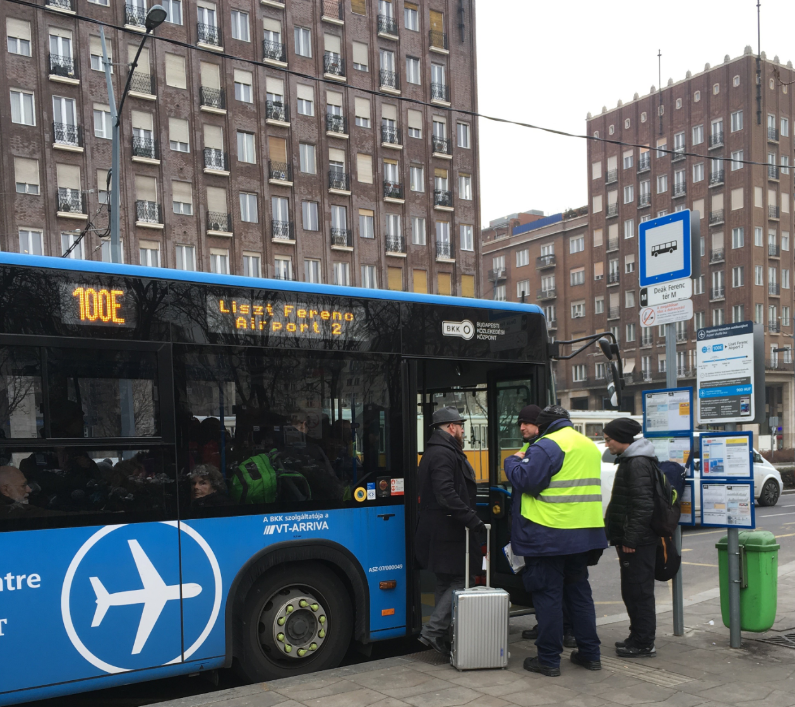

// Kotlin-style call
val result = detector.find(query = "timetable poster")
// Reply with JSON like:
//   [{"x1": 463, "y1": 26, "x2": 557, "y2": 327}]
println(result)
[
  {"x1": 644, "y1": 389, "x2": 692, "y2": 436},
  {"x1": 701, "y1": 483, "x2": 754, "y2": 528},
  {"x1": 651, "y1": 437, "x2": 692, "y2": 466},
  {"x1": 701, "y1": 434, "x2": 752, "y2": 479}
]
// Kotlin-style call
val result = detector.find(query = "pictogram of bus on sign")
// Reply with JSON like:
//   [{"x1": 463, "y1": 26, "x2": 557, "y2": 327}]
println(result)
[{"x1": 651, "y1": 241, "x2": 678, "y2": 257}]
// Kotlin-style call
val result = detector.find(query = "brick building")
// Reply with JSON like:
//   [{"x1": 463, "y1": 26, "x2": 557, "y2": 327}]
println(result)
[{"x1": 2, "y1": 0, "x2": 481, "y2": 295}]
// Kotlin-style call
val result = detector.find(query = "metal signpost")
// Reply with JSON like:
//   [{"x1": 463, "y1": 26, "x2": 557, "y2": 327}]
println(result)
[{"x1": 639, "y1": 211, "x2": 697, "y2": 638}]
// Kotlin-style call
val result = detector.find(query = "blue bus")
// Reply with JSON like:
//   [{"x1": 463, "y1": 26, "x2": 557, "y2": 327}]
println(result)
[{"x1": 0, "y1": 253, "x2": 576, "y2": 705}]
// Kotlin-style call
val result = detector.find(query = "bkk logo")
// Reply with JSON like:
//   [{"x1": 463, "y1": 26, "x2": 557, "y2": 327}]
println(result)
[
  {"x1": 61, "y1": 522, "x2": 222, "y2": 674},
  {"x1": 441, "y1": 320, "x2": 475, "y2": 340}
]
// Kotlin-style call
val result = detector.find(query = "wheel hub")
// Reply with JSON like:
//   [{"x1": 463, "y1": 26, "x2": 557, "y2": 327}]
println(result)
[{"x1": 266, "y1": 588, "x2": 328, "y2": 659}]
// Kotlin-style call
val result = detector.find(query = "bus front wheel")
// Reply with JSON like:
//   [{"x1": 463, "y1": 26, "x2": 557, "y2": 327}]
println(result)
[{"x1": 236, "y1": 563, "x2": 353, "y2": 682}]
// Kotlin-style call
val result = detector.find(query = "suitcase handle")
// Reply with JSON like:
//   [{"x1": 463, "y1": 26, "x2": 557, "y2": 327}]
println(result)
[{"x1": 465, "y1": 523, "x2": 491, "y2": 589}]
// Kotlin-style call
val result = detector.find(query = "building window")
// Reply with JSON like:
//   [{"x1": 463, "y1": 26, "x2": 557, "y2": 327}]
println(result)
[
  {"x1": 608, "y1": 125, "x2": 614, "y2": 135},
  {"x1": 675, "y1": 98, "x2": 682, "y2": 109},
  {"x1": 784, "y1": 306, "x2": 791, "y2": 325},
  {"x1": 294, "y1": 26, "x2": 311, "y2": 57},
  {"x1": 713, "y1": 83, "x2": 720, "y2": 95},
  {"x1": 732, "y1": 266, "x2": 744, "y2": 287},
  {"x1": 7, "y1": 24, "x2": 32, "y2": 56},
  {"x1": 241, "y1": 253, "x2": 260, "y2": 278},
  {"x1": 458, "y1": 173, "x2": 472, "y2": 200},
  {"x1": 333, "y1": 262, "x2": 350, "y2": 286},
  {"x1": 625, "y1": 254, "x2": 635, "y2": 273},
  {"x1": 411, "y1": 216, "x2": 426, "y2": 245},
  {"x1": 623, "y1": 151, "x2": 633, "y2": 169},
  {"x1": 731, "y1": 110, "x2": 743, "y2": 132},
  {"x1": 404, "y1": 2, "x2": 418, "y2": 30},
  {"x1": 784, "y1": 269, "x2": 791, "y2": 289},
  {"x1": 571, "y1": 302, "x2": 585, "y2": 318},
  {"x1": 175, "y1": 244, "x2": 195, "y2": 271},
  {"x1": 712, "y1": 308, "x2": 724, "y2": 326},
  {"x1": 732, "y1": 228, "x2": 744, "y2": 249},
  {"x1": 732, "y1": 304, "x2": 744, "y2": 323},
  {"x1": 733, "y1": 75, "x2": 740, "y2": 87},
  {"x1": 570, "y1": 235, "x2": 584, "y2": 253},
  {"x1": 516, "y1": 280, "x2": 530, "y2": 299},
  {"x1": 410, "y1": 165, "x2": 424, "y2": 192},
  {"x1": 572, "y1": 365, "x2": 587, "y2": 382},
  {"x1": 231, "y1": 10, "x2": 249, "y2": 41},
  {"x1": 301, "y1": 201, "x2": 319, "y2": 231},
  {"x1": 626, "y1": 323, "x2": 636, "y2": 343},
  {"x1": 782, "y1": 155, "x2": 790, "y2": 175},
  {"x1": 239, "y1": 192, "x2": 258, "y2": 223},
  {"x1": 694, "y1": 90, "x2": 701, "y2": 102},
  {"x1": 595, "y1": 297, "x2": 604, "y2": 314},
  {"x1": 755, "y1": 227, "x2": 763, "y2": 246},
  {"x1": 299, "y1": 143, "x2": 316, "y2": 173},
  {"x1": 755, "y1": 265, "x2": 764, "y2": 285},
  {"x1": 460, "y1": 225, "x2": 473, "y2": 252},
  {"x1": 140, "y1": 243, "x2": 161, "y2": 268},
  {"x1": 516, "y1": 249, "x2": 529, "y2": 267},
  {"x1": 361, "y1": 265, "x2": 377, "y2": 289},
  {"x1": 692, "y1": 124, "x2": 703, "y2": 144},
  {"x1": 304, "y1": 259, "x2": 322, "y2": 283},
  {"x1": 18, "y1": 229, "x2": 43, "y2": 255},
  {"x1": 457, "y1": 122, "x2": 471, "y2": 149},
  {"x1": 210, "y1": 249, "x2": 229, "y2": 274},
  {"x1": 783, "y1": 232, "x2": 790, "y2": 251},
  {"x1": 173, "y1": 196, "x2": 193, "y2": 215},
  {"x1": 406, "y1": 56, "x2": 420, "y2": 84},
  {"x1": 162, "y1": 0, "x2": 181, "y2": 23},
  {"x1": 94, "y1": 107, "x2": 112, "y2": 139},
  {"x1": 273, "y1": 257, "x2": 292, "y2": 280},
  {"x1": 625, "y1": 290, "x2": 635, "y2": 307},
  {"x1": 782, "y1": 117, "x2": 790, "y2": 138},
  {"x1": 730, "y1": 150, "x2": 743, "y2": 170},
  {"x1": 694, "y1": 311, "x2": 705, "y2": 330},
  {"x1": 359, "y1": 211, "x2": 374, "y2": 239},
  {"x1": 234, "y1": 73, "x2": 252, "y2": 102},
  {"x1": 237, "y1": 131, "x2": 255, "y2": 163},
  {"x1": 656, "y1": 174, "x2": 668, "y2": 193},
  {"x1": 10, "y1": 89, "x2": 35, "y2": 125},
  {"x1": 297, "y1": 94, "x2": 314, "y2": 116},
  {"x1": 492, "y1": 285, "x2": 506, "y2": 301},
  {"x1": 570, "y1": 268, "x2": 585, "y2": 286},
  {"x1": 624, "y1": 219, "x2": 634, "y2": 239}
]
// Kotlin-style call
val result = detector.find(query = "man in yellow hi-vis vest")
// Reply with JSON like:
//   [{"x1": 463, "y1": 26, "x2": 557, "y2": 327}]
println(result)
[{"x1": 505, "y1": 405, "x2": 607, "y2": 678}]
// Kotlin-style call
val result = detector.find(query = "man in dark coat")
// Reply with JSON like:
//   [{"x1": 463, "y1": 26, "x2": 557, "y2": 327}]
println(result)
[
  {"x1": 415, "y1": 406, "x2": 485, "y2": 656},
  {"x1": 604, "y1": 417, "x2": 658, "y2": 658}
]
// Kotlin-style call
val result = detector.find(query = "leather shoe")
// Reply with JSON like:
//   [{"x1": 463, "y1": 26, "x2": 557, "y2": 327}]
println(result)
[
  {"x1": 563, "y1": 631, "x2": 577, "y2": 649},
  {"x1": 418, "y1": 634, "x2": 450, "y2": 657},
  {"x1": 570, "y1": 650, "x2": 601, "y2": 670},
  {"x1": 616, "y1": 643, "x2": 656, "y2": 658},
  {"x1": 523, "y1": 656, "x2": 560, "y2": 677},
  {"x1": 521, "y1": 625, "x2": 538, "y2": 640}
]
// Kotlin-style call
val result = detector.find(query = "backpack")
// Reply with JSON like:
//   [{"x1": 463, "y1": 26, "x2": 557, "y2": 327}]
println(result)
[
  {"x1": 654, "y1": 535, "x2": 681, "y2": 581},
  {"x1": 650, "y1": 460, "x2": 684, "y2": 537},
  {"x1": 230, "y1": 450, "x2": 312, "y2": 504}
]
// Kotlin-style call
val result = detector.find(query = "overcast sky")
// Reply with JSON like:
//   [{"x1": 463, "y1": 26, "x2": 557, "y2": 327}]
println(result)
[{"x1": 475, "y1": 0, "x2": 795, "y2": 227}]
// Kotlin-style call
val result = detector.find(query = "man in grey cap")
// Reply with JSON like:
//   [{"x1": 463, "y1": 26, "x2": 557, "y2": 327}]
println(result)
[{"x1": 415, "y1": 406, "x2": 486, "y2": 656}]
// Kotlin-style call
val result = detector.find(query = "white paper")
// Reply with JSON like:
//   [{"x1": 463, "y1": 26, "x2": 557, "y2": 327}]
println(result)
[
  {"x1": 644, "y1": 390, "x2": 691, "y2": 434},
  {"x1": 651, "y1": 437, "x2": 692, "y2": 465},
  {"x1": 702, "y1": 483, "x2": 753, "y2": 527},
  {"x1": 701, "y1": 435, "x2": 752, "y2": 478}
]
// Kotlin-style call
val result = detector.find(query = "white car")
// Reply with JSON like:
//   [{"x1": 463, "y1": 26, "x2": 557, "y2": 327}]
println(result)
[{"x1": 594, "y1": 434, "x2": 783, "y2": 515}]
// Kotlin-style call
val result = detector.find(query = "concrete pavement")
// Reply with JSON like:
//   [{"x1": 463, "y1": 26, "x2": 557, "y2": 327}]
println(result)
[{"x1": 152, "y1": 561, "x2": 795, "y2": 707}]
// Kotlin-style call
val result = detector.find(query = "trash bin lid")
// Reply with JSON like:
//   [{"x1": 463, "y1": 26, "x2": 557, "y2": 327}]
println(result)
[{"x1": 738, "y1": 530, "x2": 780, "y2": 552}]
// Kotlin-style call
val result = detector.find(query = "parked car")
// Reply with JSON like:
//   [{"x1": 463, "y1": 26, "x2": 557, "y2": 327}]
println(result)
[{"x1": 594, "y1": 432, "x2": 783, "y2": 515}]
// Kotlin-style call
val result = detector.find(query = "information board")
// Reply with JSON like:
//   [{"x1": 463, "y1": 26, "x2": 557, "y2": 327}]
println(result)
[
  {"x1": 699, "y1": 431, "x2": 753, "y2": 480},
  {"x1": 642, "y1": 388, "x2": 693, "y2": 437},
  {"x1": 700, "y1": 482, "x2": 755, "y2": 529},
  {"x1": 696, "y1": 321, "x2": 755, "y2": 424},
  {"x1": 651, "y1": 437, "x2": 692, "y2": 466},
  {"x1": 679, "y1": 480, "x2": 696, "y2": 526}
]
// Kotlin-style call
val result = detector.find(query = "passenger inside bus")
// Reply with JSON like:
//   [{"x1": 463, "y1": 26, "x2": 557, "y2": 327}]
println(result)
[{"x1": 189, "y1": 463, "x2": 233, "y2": 508}]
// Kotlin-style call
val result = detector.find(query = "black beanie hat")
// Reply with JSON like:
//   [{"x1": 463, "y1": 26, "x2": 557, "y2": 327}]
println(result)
[
  {"x1": 518, "y1": 404, "x2": 542, "y2": 425},
  {"x1": 535, "y1": 405, "x2": 570, "y2": 435},
  {"x1": 603, "y1": 417, "x2": 642, "y2": 444}
]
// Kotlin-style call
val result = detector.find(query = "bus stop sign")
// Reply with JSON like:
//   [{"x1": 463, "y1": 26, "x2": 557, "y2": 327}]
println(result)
[{"x1": 639, "y1": 210, "x2": 692, "y2": 287}]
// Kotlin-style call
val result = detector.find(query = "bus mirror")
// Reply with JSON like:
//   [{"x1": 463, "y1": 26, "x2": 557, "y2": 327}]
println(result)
[
  {"x1": 598, "y1": 338, "x2": 613, "y2": 360},
  {"x1": 607, "y1": 361, "x2": 622, "y2": 409}
]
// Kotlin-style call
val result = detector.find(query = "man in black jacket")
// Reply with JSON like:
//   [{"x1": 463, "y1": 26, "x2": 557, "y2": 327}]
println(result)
[
  {"x1": 415, "y1": 407, "x2": 486, "y2": 656},
  {"x1": 604, "y1": 418, "x2": 658, "y2": 658}
]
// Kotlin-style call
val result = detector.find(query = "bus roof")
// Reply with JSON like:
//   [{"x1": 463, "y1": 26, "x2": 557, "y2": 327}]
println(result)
[{"x1": 0, "y1": 253, "x2": 543, "y2": 315}]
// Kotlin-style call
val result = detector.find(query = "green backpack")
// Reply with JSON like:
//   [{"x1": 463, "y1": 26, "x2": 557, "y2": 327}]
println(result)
[{"x1": 230, "y1": 450, "x2": 312, "y2": 504}]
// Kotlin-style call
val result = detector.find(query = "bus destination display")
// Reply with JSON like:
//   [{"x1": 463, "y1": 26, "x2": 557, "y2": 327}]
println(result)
[
  {"x1": 206, "y1": 294, "x2": 367, "y2": 339},
  {"x1": 59, "y1": 282, "x2": 136, "y2": 327}
]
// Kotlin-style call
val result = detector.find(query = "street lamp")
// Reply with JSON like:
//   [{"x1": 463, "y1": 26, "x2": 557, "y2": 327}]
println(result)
[{"x1": 100, "y1": 6, "x2": 167, "y2": 264}]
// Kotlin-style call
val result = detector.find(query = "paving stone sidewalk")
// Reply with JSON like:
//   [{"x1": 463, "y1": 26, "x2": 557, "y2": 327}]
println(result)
[{"x1": 153, "y1": 566, "x2": 795, "y2": 707}]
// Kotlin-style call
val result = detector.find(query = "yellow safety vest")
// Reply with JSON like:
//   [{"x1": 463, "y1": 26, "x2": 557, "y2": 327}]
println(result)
[{"x1": 521, "y1": 426, "x2": 604, "y2": 530}]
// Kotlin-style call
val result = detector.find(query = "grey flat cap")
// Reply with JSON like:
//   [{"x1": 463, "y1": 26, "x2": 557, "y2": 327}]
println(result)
[{"x1": 432, "y1": 406, "x2": 466, "y2": 427}]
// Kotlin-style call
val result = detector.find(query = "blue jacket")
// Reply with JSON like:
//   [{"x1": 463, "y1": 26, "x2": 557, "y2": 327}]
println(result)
[{"x1": 505, "y1": 419, "x2": 608, "y2": 558}]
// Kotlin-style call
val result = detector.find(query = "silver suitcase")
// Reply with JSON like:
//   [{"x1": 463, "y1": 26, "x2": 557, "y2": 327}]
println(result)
[{"x1": 450, "y1": 524, "x2": 510, "y2": 670}]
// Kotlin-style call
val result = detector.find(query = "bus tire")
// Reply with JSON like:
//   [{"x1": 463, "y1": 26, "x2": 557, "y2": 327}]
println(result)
[{"x1": 235, "y1": 563, "x2": 353, "y2": 682}]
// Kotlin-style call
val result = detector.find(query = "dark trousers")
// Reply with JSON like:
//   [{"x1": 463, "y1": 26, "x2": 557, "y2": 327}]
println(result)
[
  {"x1": 422, "y1": 573, "x2": 466, "y2": 639},
  {"x1": 522, "y1": 552, "x2": 600, "y2": 668},
  {"x1": 617, "y1": 544, "x2": 657, "y2": 648}
]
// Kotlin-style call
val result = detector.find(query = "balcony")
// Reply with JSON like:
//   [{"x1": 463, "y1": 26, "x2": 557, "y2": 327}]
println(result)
[
  {"x1": 436, "y1": 241, "x2": 453, "y2": 260},
  {"x1": 767, "y1": 359, "x2": 793, "y2": 371},
  {"x1": 536, "y1": 254, "x2": 556, "y2": 269},
  {"x1": 204, "y1": 148, "x2": 228, "y2": 173},
  {"x1": 769, "y1": 244, "x2": 781, "y2": 258},
  {"x1": 326, "y1": 113, "x2": 348, "y2": 137},
  {"x1": 434, "y1": 189, "x2": 453, "y2": 210},
  {"x1": 379, "y1": 69, "x2": 400, "y2": 93},
  {"x1": 608, "y1": 271, "x2": 620, "y2": 285},
  {"x1": 710, "y1": 286, "x2": 725, "y2": 300},
  {"x1": 709, "y1": 209, "x2": 724, "y2": 226},
  {"x1": 569, "y1": 376, "x2": 590, "y2": 388},
  {"x1": 132, "y1": 136, "x2": 159, "y2": 161},
  {"x1": 331, "y1": 228, "x2": 353, "y2": 249},
  {"x1": 605, "y1": 169, "x2": 617, "y2": 184},
  {"x1": 769, "y1": 282, "x2": 781, "y2": 296},
  {"x1": 607, "y1": 236, "x2": 619, "y2": 252},
  {"x1": 57, "y1": 188, "x2": 86, "y2": 217},
  {"x1": 381, "y1": 125, "x2": 402, "y2": 148},
  {"x1": 537, "y1": 288, "x2": 556, "y2": 301},
  {"x1": 268, "y1": 160, "x2": 293, "y2": 185},
  {"x1": 606, "y1": 203, "x2": 618, "y2": 218},
  {"x1": 676, "y1": 330, "x2": 688, "y2": 342},
  {"x1": 53, "y1": 122, "x2": 82, "y2": 150},
  {"x1": 673, "y1": 183, "x2": 686, "y2": 197},
  {"x1": 384, "y1": 181, "x2": 404, "y2": 202},
  {"x1": 386, "y1": 234, "x2": 406, "y2": 255},
  {"x1": 262, "y1": 39, "x2": 286, "y2": 64},
  {"x1": 324, "y1": 52, "x2": 345, "y2": 79},
  {"x1": 377, "y1": 14, "x2": 398, "y2": 37},
  {"x1": 768, "y1": 126, "x2": 780, "y2": 142},
  {"x1": 767, "y1": 322, "x2": 781, "y2": 333},
  {"x1": 489, "y1": 268, "x2": 506, "y2": 283},
  {"x1": 547, "y1": 319, "x2": 558, "y2": 330},
  {"x1": 709, "y1": 248, "x2": 724, "y2": 263},
  {"x1": 432, "y1": 135, "x2": 452, "y2": 157},
  {"x1": 266, "y1": 100, "x2": 289, "y2": 125},
  {"x1": 328, "y1": 170, "x2": 350, "y2": 193},
  {"x1": 677, "y1": 368, "x2": 695, "y2": 378},
  {"x1": 672, "y1": 147, "x2": 686, "y2": 162},
  {"x1": 769, "y1": 165, "x2": 780, "y2": 180},
  {"x1": 49, "y1": 53, "x2": 77, "y2": 81},
  {"x1": 709, "y1": 170, "x2": 724, "y2": 186},
  {"x1": 47, "y1": 0, "x2": 74, "y2": 11},
  {"x1": 429, "y1": 29, "x2": 448, "y2": 52},
  {"x1": 641, "y1": 335, "x2": 653, "y2": 348},
  {"x1": 197, "y1": 22, "x2": 221, "y2": 47},
  {"x1": 638, "y1": 193, "x2": 651, "y2": 208},
  {"x1": 637, "y1": 154, "x2": 650, "y2": 173},
  {"x1": 129, "y1": 71, "x2": 155, "y2": 97},
  {"x1": 708, "y1": 131, "x2": 724, "y2": 148},
  {"x1": 200, "y1": 86, "x2": 226, "y2": 112},
  {"x1": 608, "y1": 306, "x2": 620, "y2": 320},
  {"x1": 124, "y1": 2, "x2": 146, "y2": 26},
  {"x1": 136, "y1": 200, "x2": 162, "y2": 226},
  {"x1": 207, "y1": 211, "x2": 232, "y2": 234},
  {"x1": 321, "y1": 0, "x2": 343, "y2": 22},
  {"x1": 431, "y1": 82, "x2": 450, "y2": 104},
  {"x1": 272, "y1": 220, "x2": 295, "y2": 241},
  {"x1": 769, "y1": 205, "x2": 781, "y2": 220}
]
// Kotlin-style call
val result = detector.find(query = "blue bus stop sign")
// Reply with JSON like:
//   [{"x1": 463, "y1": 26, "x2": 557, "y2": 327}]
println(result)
[{"x1": 639, "y1": 210, "x2": 692, "y2": 287}]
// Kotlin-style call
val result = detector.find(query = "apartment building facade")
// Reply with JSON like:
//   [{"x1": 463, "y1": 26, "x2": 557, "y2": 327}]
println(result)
[{"x1": 1, "y1": 0, "x2": 481, "y2": 295}]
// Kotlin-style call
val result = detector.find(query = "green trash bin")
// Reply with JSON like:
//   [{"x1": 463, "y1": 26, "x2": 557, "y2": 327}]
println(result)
[{"x1": 716, "y1": 530, "x2": 780, "y2": 632}]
